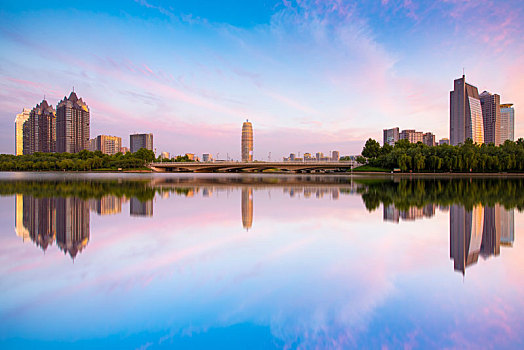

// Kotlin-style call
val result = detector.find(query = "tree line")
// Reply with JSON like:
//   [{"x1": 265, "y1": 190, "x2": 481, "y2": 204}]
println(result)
[
  {"x1": 0, "y1": 149, "x2": 194, "y2": 171},
  {"x1": 359, "y1": 138, "x2": 524, "y2": 172}
]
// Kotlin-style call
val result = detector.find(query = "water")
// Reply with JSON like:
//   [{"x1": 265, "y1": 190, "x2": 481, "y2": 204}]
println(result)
[{"x1": 0, "y1": 172, "x2": 523, "y2": 349}]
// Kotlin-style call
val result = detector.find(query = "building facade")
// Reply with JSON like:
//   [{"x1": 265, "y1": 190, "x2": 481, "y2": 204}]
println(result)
[
  {"x1": 500, "y1": 103, "x2": 515, "y2": 142},
  {"x1": 332, "y1": 150, "x2": 340, "y2": 161},
  {"x1": 94, "y1": 135, "x2": 122, "y2": 155},
  {"x1": 23, "y1": 100, "x2": 56, "y2": 155},
  {"x1": 439, "y1": 138, "x2": 450, "y2": 146},
  {"x1": 15, "y1": 108, "x2": 30, "y2": 156},
  {"x1": 423, "y1": 132, "x2": 436, "y2": 147},
  {"x1": 56, "y1": 92, "x2": 90, "y2": 153},
  {"x1": 241, "y1": 120, "x2": 253, "y2": 162},
  {"x1": 383, "y1": 127, "x2": 400, "y2": 146},
  {"x1": 479, "y1": 91, "x2": 501, "y2": 145},
  {"x1": 400, "y1": 129, "x2": 424, "y2": 144},
  {"x1": 450, "y1": 75, "x2": 484, "y2": 145},
  {"x1": 130, "y1": 133, "x2": 153, "y2": 153}
]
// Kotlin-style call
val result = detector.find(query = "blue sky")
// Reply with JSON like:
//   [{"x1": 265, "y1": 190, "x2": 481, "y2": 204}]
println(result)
[{"x1": 1, "y1": 0, "x2": 523, "y2": 159}]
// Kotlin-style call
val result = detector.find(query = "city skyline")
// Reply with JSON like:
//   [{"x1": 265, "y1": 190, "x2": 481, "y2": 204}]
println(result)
[{"x1": 1, "y1": 1, "x2": 523, "y2": 159}]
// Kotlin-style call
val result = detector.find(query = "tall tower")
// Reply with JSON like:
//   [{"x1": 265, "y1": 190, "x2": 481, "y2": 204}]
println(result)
[
  {"x1": 450, "y1": 75, "x2": 484, "y2": 145},
  {"x1": 130, "y1": 133, "x2": 153, "y2": 153},
  {"x1": 56, "y1": 91, "x2": 90, "y2": 153},
  {"x1": 23, "y1": 100, "x2": 56, "y2": 155},
  {"x1": 241, "y1": 120, "x2": 253, "y2": 162},
  {"x1": 500, "y1": 103, "x2": 515, "y2": 143},
  {"x1": 479, "y1": 91, "x2": 501, "y2": 145},
  {"x1": 14, "y1": 108, "x2": 30, "y2": 155}
]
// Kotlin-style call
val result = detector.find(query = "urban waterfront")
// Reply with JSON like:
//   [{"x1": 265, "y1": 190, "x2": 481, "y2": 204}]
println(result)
[{"x1": 0, "y1": 173, "x2": 523, "y2": 349}]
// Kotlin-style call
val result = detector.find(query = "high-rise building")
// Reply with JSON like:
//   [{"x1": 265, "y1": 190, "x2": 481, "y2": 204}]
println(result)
[
  {"x1": 500, "y1": 103, "x2": 515, "y2": 143},
  {"x1": 400, "y1": 129, "x2": 424, "y2": 144},
  {"x1": 130, "y1": 133, "x2": 153, "y2": 153},
  {"x1": 383, "y1": 127, "x2": 400, "y2": 146},
  {"x1": 241, "y1": 120, "x2": 253, "y2": 162},
  {"x1": 160, "y1": 152, "x2": 170, "y2": 160},
  {"x1": 56, "y1": 91, "x2": 90, "y2": 153},
  {"x1": 23, "y1": 100, "x2": 56, "y2": 155},
  {"x1": 479, "y1": 91, "x2": 501, "y2": 145},
  {"x1": 93, "y1": 135, "x2": 122, "y2": 155},
  {"x1": 332, "y1": 151, "x2": 340, "y2": 161},
  {"x1": 439, "y1": 138, "x2": 450, "y2": 146},
  {"x1": 14, "y1": 108, "x2": 30, "y2": 155},
  {"x1": 450, "y1": 75, "x2": 484, "y2": 145},
  {"x1": 422, "y1": 132, "x2": 436, "y2": 146},
  {"x1": 202, "y1": 153, "x2": 213, "y2": 162}
]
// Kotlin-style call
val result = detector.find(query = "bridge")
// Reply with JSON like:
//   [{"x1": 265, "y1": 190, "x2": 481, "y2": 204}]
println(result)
[{"x1": 148, "y1": 161, "x2": 357, "y2": 173}]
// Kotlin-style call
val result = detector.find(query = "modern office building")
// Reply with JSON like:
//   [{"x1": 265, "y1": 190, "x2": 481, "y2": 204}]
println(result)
[
  {"x1": 500, "y1": 103, "x2": 515, "y2": 142},
  {"x1": 315, "y1": 152, "x2": 324, "y2": 160},
  {"x1": 400, "y1": 129, "x2": 424, "y2": 144},
  {"x1": 383, "y1": 127, "x2": 400, "y2": 146},
  {"x1": 439, "y1": 138, "x2": 450, "y2": 145},
  {"x1": 160, "y1": 152, "x2": 170, "y2": 159},
  {"x1": 423, "y1": 132, "x2": 436, "y2": 146},
  {"x1": 202, "y1": 153, "x2": 213, "y2": 162},
  {"x1": 14, "y1": 108, "x2": 30, "y2": 155},
  {"x1": 23, "y1": 99, "x2": 56, "y2": 155},
  {"x1": 332, "y1": 151, "x2": 340, "y2": 161},
  {"x1": 241, "y1": 120, "x2": 253, "y2": 162},
  {"x1": 93, "y1": 135, "x2": 122, "y2": 155},
  {"x1": 304, "y1": 153, "x2": 313, "y2": 160},
  {"x1": 450, "y1": 75, "x2": 484, "y2": 145},
  {"x1": 120, "y1": 146, "x2": 130, "y2": 154},
  {"x1": 130, "y1": 133, "x2": 153, "y2": 153},
  {"x1": 479, "y1": 91, "x2": 501, "y2": 145},
  {"x1": 56, "y1": 91, "x2": 90, "y2": 153}
]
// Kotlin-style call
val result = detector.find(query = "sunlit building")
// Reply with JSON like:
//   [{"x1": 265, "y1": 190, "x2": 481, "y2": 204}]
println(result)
[
  {"x1": 202, "y1": 153, "x2": 213, "y2": 162},
  {"x1": 479, "y1": 91, "x2": 501, "y2": 145},
  {"x1": 383, "y1": 127, "x2": 400, "y2": 146},
  {"x1": 450, "y1": 75, "x2": 484, "y2": 145},
  {"x1": 15, "y1": 194, "x2": 30, "y2": 241},
  {"x1": 241, "y1": 188, "x2": 253, "y2": 230},
  {"x1": 93, "y1": 135, "x2": 122, "y2": 155},
  {"x1": 332, "y1": 151, "x2": 340, "y2": 161},
  {"x1": 160, "y1": 152, "x2": 170, "y2": 160},
  {"x1": 23, "y1": 100, "x2": 56, "y2": 154},
  {"x1": 500, "y1": 103, "x2": 515, "y2": 142},
  {"x1": 439, "y1": 138, "x2": 450, "y2": 146},
  {"x1": 14, "y1": 108, "x2": 30, "y2": 155},
  {"x1": 56, "y1": 91, "x2": 90, "y2": 153},
  {"x1": 400, "y1": 129, "x2": 424, "y2": 144},
  {"x1": 130, "y1": 133, "x2": 153, "y2": 153},
  {"x1": 241, "y1": 120, "x2": 253, "y2": 162}
]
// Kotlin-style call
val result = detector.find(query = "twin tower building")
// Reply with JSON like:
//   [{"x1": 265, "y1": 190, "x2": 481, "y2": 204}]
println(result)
[
  {"x1": 15, "y1": 91, "x2": 90, "y2": 155},
  {"x1": 450, "y1": 75, "x2": 514, "y2": 146}
]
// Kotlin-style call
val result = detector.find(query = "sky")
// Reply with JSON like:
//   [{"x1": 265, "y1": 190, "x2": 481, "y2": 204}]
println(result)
[{"x1": 0, "y1": 0, "x2": 523, "y2": 159}]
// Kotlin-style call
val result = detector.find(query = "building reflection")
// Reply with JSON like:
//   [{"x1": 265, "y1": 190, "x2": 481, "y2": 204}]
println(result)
[
  {"x1": 450, "y1": 204, "x2": 515, "y2": 274},
  {"x1": 90, "y1": 195, "x2": 123, "y2": 215},
  {"x1": 241, "y1": 188, "x2": 253, "y2": 230},
  {"x1": 14, "y1": 195, "x2": 90, "y2": 259},
  {"x1": 130, "y1": 197, "x2": 153, "y2": 217},
  {"x1": 383, "y1": 204, "x2": 436, "y2": 223}
]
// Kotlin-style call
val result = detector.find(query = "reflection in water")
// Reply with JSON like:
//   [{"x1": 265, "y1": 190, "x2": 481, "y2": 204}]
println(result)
[
  {"x1": 450, "y1": 204, "x2": 515, "y2": 274},
  {"x1": 383, "y1": 203, "x2": 436, "y2": 222},
  {"x1": 241, "y1": 188, "x2": 253, "y2": 230},
  {"x1": 130, "y1": 197, "x2": 154, "y2": 217},
  {"x1": 14, "y1": 195, "x2": 90, "y2": 259},
  {"x1": 90, "y1": 195, "x2": 123, "y2": 215}
]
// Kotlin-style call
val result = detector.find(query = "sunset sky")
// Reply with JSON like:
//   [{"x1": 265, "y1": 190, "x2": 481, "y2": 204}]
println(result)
[{"x1": 1, "y1": 0, "x2": 522, "y2": 159}]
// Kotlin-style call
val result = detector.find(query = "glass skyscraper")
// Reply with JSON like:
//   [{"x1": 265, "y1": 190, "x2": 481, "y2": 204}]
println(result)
[
  {"x1": 500, "y1": 103, "x2": 515, "y2": 142},
  {"x1": 450, "y1": 75, "x2": 484, "y2": 145}
]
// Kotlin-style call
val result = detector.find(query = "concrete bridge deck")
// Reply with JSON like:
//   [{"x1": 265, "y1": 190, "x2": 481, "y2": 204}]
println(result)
[{"x1": 149, "y1": 161, "x2": 356, "y2": 173}]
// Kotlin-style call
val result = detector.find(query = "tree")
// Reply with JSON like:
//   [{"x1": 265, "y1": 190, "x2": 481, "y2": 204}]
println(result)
[{"x1": 362, "y1": 139, "x2": 381, "y2": 159}]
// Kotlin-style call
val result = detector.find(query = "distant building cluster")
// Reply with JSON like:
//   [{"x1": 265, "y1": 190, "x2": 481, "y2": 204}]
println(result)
[
  {"x1": 15, "y1": 91, "x2": 154, "y2": 156},
  {"x1": 450, "y1": 75, "x2": 515, "y2": 146},
  {"x1": 283, "y1": 151, "x2": 341, "y2": 162},
  {"x1": 383, "y1": 127, "x2": 440, "y2": 147}
]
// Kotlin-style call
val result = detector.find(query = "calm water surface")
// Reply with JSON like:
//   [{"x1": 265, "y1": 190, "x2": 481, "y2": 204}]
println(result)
[{"x1": 0, "y1": 172, "x2": 523, "y2": 349}]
